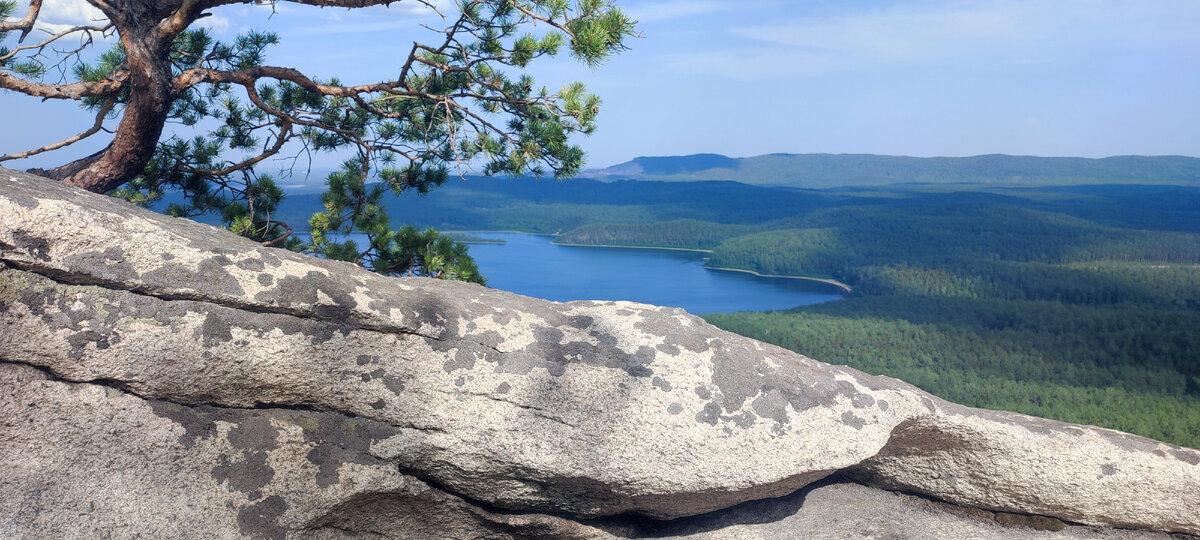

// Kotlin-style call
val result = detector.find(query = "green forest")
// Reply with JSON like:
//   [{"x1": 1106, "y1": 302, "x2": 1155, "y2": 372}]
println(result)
[
  {"x1": 553, "y1": 190, "x2": 1200, "y2": 448},
  {"x1": 705, "y1": 297, "x2": 1200, "y2": 447},
  {"x1": 192, "y1": 174, "x2": 1200, "y2": 448},
  {"x1": 694, "y1": 197, "x2": 1200, "y2": 448}
]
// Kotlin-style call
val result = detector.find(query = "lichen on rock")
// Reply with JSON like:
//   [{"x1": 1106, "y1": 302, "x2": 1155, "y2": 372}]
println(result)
[{"x1": 2, "y1": 166, "x2": 1199, "y2": 538}]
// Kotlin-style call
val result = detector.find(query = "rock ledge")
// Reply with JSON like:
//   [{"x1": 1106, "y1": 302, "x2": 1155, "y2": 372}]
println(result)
[{"x1": 2, "y1": 167, "x2": 1198, "y2": 538}]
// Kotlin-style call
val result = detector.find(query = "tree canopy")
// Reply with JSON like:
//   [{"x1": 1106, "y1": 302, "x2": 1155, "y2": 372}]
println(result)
[{"x1": 0, "y1": 0, "x2": 635, "y2": 283}]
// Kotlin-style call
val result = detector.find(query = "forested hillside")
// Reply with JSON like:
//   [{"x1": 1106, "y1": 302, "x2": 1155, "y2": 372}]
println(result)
[
  {"x1": 253, "y1": 178, "x2": 845, "y2": 234},
  {"x1": 705, "y1": 204, "x2": 1200, "y2": 296},
  {"x1": 556, "y1": 220, "x2": 755, "y2": 250},
  {"x1": 706, "y1": 297, "x2": 1200, "y2": 447},
  {"x1": 582, "y1": 153, "x2": 1200, "y2": 188},
  {"x1": 690, "y1": 194, "x2": 1200, "y2": 447}
]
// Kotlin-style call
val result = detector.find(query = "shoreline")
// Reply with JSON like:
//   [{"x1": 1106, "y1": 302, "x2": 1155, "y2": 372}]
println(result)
[
  {"x1": 442, "y1": 229, "x2": 557, "y2": 237},
  {"x1": 704, "y1": 266, "x2": 853, "y2": 294},
  {"x1": 451, "y1": 231, "x2": 853, "y2": 293},
  {"x1": 551, "y1": 241, "x2": 714, "y2": 254}
]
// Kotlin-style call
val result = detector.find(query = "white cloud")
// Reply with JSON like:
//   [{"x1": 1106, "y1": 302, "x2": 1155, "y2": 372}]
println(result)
[
  {"x1": 670, "y1": 0, "x2": 1200, "y2": 80},
  {"x1": 734, "y1": 2, "x2": 1039, "y2": 62},
  {"x1": 39, "y1": 0, "x2": 105, "y2": 25},
  {"x1": 195, "y1": 14, "x2": 232, "y2": 34},
  {"x1": 29, "y1": 0, "x2": 106, "y2": 34},
  {"x1": 21, "y1": 0, "x2": 449, "y2": 38}
]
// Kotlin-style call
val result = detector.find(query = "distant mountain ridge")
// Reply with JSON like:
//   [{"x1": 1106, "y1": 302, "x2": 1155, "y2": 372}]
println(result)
[{"x1": 580, "y1": 153, "x2": 1200, "y2": 187}]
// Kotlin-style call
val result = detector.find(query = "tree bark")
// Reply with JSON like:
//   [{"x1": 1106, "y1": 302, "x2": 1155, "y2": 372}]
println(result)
[{"x1": 40, "y1": 3, "x2": 175, "y2": 194}]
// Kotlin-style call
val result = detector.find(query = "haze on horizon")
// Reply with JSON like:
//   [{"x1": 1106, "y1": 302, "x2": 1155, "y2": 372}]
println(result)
[{"x1": 1, "y1": 0, "x2": 1196, "y2": 172}]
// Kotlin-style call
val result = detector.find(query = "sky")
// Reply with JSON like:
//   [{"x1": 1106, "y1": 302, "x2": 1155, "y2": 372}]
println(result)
[{"x1": 1, "y1": 0, "x2": 1198, "y2": 174}]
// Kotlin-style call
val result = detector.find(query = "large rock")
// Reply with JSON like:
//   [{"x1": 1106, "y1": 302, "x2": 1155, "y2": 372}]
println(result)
[
  {"x1": 1, "y1": 361, "x2": 1176, "y2": 540},
  {"x1": 2, "y1": 167, "x2": 1198, "y2": 537},
  {"x1": 0, "y1": 362, "x2": 600, "y2": 540}
]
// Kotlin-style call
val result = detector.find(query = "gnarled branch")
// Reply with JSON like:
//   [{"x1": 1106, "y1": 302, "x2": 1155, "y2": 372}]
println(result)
[
  {"x1": 180, "y1": 119, "x2": 293, "y2": 176},
  {"x1": 0, "y1": 69, "x2": 127, "y2": 99},
  {"x1": 0, "y1": 95, "x2": 116, "y2": 162},
  {"x1": 0, "y1": 0, "x2": 42, "y2": 42},
  {"x1": 0, "y1": 22, "x2": 114, "y2": 68}
]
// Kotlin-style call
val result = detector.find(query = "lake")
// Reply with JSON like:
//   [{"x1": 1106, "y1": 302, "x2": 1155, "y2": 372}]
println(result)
[{"x1": 460, "y1": 232, "x2": 843, "y2": 314}]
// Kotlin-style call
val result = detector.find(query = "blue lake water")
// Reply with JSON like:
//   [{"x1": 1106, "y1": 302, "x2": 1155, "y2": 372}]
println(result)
[{"x1": 460, "y1": 232, "x2": 843, "y2": 314}]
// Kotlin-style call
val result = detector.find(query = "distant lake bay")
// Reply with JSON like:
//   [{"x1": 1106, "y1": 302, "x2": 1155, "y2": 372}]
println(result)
[{"x1": 460, "y1": 232, "x2": 843, "y2": 314}]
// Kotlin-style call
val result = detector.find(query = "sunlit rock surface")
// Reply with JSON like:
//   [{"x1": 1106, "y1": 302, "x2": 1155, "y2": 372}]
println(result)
[{"x1": 2, "y1": 167, "x2": 1198, "y2": 538}]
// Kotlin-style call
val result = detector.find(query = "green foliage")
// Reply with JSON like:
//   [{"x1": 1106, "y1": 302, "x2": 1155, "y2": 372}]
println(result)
[
  {"x1": 80, "y1": 2, "x2": 637, "y2": 282},
  {"x1": 707, "y1": 228, "x2": 843, "y2": 278},
  {"x1": 99, "y1": 28, "x2": 320, "y2": 251},
  {"x1": 0, "y1": 2, "x2": 44, "y2": 77},
  {"x1": 0, "y1": 53, "x2": 42, "y2": 77},
  {"x1": 706, "y1": 203, "x2": 1200, "y2": 293},
  {"x1": 376, "y1": 226, "x2": 484, "y2": 283},
  {"x1": 564, "y1": 0, "x2": 637, "y2": 66},
  {"x1": 686, "y1": 190, "x2": 1200, "y2": 449},
  {"x1": 705, "y1": 296, "x2": 1200, "y2": 449},
  {"x1": 307, "y1": 160, "x2": 483, "y2": 284}
]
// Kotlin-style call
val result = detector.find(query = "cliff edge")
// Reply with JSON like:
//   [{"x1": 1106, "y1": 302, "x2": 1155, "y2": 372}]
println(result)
[{"x1": 2, "y1": 167, "x2": 1198, "y2": 538}]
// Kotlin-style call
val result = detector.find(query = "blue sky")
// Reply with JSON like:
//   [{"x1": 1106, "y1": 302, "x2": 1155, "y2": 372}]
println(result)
[{"x1": 2, "y1": 0, "x2": 1198, "y2": 173}]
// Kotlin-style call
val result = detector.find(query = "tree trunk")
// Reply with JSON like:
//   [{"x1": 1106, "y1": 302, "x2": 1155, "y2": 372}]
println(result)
[{"x1": 40, "y1": 4, "x2": 174, "y2": 194}]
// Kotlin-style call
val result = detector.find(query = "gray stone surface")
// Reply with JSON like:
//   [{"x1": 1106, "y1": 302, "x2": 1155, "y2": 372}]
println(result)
[
  {"x1": 593, "y1": 479, "x2": 1179, "y2": 540},
  {"x1": 0, "y1": 362, "x2": 601, "y2": 540},
  {"x1": 2, "y1": 364, "x2": 1178, "y2": 540},
  {"x1": 2, "y1": 166, "x2": 1199, "y2": 537}
]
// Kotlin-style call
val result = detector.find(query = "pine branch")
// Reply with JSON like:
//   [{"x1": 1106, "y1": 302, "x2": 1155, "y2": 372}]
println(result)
[{"x1": 0, "y1": 95, "x2": 117, "y2": 161}]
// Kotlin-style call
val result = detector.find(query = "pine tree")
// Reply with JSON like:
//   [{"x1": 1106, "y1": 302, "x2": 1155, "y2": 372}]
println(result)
[{"x1": 0, "y1": 0, "x2": 635, "y2": 282}]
